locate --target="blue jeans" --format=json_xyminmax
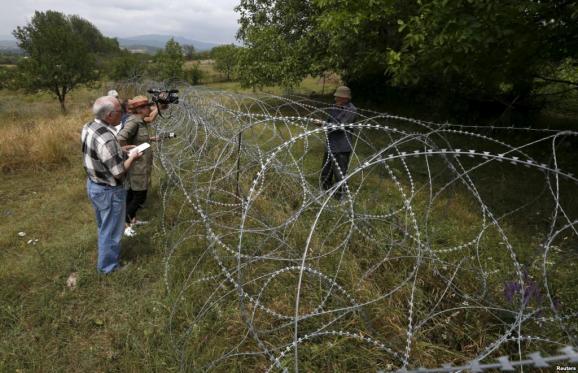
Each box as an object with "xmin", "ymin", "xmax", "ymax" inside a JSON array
[{"xmin": 86, "ymin": 179, "xmax": 127, "ymax": 273}]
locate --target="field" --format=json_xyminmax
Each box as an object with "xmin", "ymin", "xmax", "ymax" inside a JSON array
[
  {"xmin": 1, "ymin": 85, "xmax": 577, "ymax": 372},
  {"xmin": 184, "ymin": 60, "xmax": 341, "ymax": 96}
]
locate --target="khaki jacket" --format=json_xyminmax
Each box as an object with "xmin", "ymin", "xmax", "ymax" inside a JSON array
[{"xmin": 117, "ymin": 115, "xmax": 153, "ymax": 191}]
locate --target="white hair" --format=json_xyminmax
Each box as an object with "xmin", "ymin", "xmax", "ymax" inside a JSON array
[{"xmin": 93, "ymin": 96, "xmax": 117, "ymax": 120}]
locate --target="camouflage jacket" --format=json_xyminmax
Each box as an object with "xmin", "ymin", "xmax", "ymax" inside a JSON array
[{"xmin": 116, "ymin": 115, "xmax": 153, "ymax": 191}]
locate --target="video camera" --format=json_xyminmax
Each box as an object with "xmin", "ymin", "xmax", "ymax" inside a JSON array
[{"xmin": 147, "ymin": 88, "xmax": 179, "ymax": 105}]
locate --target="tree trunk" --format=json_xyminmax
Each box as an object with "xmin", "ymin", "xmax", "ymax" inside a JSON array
[
  {"xmin": 54, "ymin": 86, "xmax": 67, "ymax": 114},
  {"xmin": 59, "ymin": 96, "xmax": 67, "ymax": 113}
]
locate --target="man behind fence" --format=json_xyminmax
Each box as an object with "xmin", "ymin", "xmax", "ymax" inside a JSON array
[{"xmin": 321, "ymin": 85, "xmax": 358, "ymax": 200}]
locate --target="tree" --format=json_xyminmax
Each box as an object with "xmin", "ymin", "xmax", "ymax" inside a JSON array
[
  {"xmin": 0, "ymin": 67, "xmax": 17, "ymax": 89},
  {"xmin": 12, "ymin": 10, "xmax": 118, "ymax": 112},
  {"xmin": 386, "ymin": 0, "xmax": 578, "ymax": 104},
  {"xmin": 183, "ymin": 45, "xmax": 196, "ymax": 61},
  {"xmin": 236, "ymin": 0, "xmax": 328, "ymax": 89},
  {"xmin": 109, "ymin": 50, "xmax": 147, "ymax": 81},
  {"xmin": 235, "ymin": 34, "xmax": 310, "ymax": 90},
  {"xmin": 236, "ymin": 0, "xmax": 578, "ymax": 108},
  {"xmin": 184, "ymin": 63, "xmax": 203, "ymax": 85},
  {"xmin": 151, "ymin": 38, "xmax": 184, "ymax": 82},
  {"xmin": 211, "ymin": 44, "xmax": 240, "ymax": 81}
]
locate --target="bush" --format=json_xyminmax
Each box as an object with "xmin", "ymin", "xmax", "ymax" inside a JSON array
[{"xmin": 184, "ymin": 64, "xmax": 203, "ymax": 85}]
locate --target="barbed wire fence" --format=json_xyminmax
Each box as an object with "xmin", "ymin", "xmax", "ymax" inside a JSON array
[{"xmin": 121, "ymin": 82, "xmax": 578, "ymax": 371}]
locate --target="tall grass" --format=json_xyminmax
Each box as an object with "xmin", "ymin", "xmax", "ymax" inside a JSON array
[{"xmin": 0, "ymin": 89, "xmax": 95, "ymax": 172}]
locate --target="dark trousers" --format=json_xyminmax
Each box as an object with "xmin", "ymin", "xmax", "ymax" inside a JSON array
[
  {"xmin": 321, "ymin": 151, "xmax": 351, "ymax": 199},
  {"xmin": 126, "ymin": 189, "xmax": 148, "ymax": 224}
]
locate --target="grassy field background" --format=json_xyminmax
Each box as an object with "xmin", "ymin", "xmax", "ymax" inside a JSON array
[
  {"xmin": 1, "ymin": 77, "xmax": 577, "ymax": 371},
  {"xmin": 0, "ymin": 87, "xmax": 178, "ymax": 371},
  {"xmin": 0, "ymin": 76, "xmax": 342, "ymax": 371}
]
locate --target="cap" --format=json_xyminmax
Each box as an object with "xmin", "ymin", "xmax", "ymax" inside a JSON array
[
  {"xmin": 334, "ymin": 86, "xmax": 351, "ymax": 99},
  {"xmin": 107, "ymin": 89, "xmax": 119, "ymax": 98}
]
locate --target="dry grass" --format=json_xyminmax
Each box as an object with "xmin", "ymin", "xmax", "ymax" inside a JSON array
[
  {"xmin": 0, "ymin": 113, "xmax": 89, "ymax": 172},
  {"xmin": 0, "ymin": 88, "xmax": 97, "ymax": 173}
]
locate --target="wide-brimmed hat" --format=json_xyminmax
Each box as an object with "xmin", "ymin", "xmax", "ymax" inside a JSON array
[
  {"xmin": 334, "ymin": 86, "xmax": 351, "ymax": 99},
  {"xmin": 107, "ymin": 89, "xmax": 119, "ymax": 98},
  {"xmin": 128, "ymin": 95, "xmax": 151, "ymax": 110}
]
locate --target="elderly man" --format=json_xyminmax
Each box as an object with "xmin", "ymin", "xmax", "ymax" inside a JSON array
[
  {"xmin": 117, "ymin": 95, "xmax": 160, "ymax": 236},
  {"xmin": 321, "ymin": 85, "xmax": 358, "ymax": 200},
  {"xmin": 82, "ymin": 96, "xmax": 141, "ymax": 273}
]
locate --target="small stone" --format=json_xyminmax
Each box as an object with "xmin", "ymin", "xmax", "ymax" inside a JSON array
[
  {"xmin": 66, "ymin": 272, "xmax": 78, "ymax": 289},
  {"xmin": 18, "ymin": 232, "xmax": 26, "ymax": 237}
]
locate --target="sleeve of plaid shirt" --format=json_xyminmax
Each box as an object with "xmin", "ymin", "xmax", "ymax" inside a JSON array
[{"xmin": 97, "ymin": 139, "xmax": 125, "ymax": 178}]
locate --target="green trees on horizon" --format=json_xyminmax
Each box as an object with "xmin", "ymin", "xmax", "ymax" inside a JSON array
[
  {"xmin": 10, "ymin": 11, "xmax": 195, "ymax": 108},
  {"xmin": 8, "ymin": 4, "xmax": 577, "ymax": 113},
  {"xmin": 151, "ymin": 38, "xmax": 185, "ymax": 82}
]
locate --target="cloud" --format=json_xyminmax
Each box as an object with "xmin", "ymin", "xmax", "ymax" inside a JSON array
[{"xmin": 0, "ymin": 0, "xmax": 240, "ymax": 43}]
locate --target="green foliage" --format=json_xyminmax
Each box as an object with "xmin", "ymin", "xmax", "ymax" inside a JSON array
[
  {"xmin": 12, "ymin": 10, "xmax": 119, "ymax": 112},
  {"xmin": 182, "ymin": 44, "xmax": 196, "ymax": 60},
  {"xmin": 210, "ymin": 44, "xmax": 239, "ymax": 81},
  {"xmin": 184, "ymin": 64, "xmax": 203, "ymax": 85},
  {"xmin": 236, "ymin": 0, "xmax": 327, "ymax": 89},
  {"xmin": 109, "ymin": 51, "xmax": 148, "ymax": 81},
  {"xmin": 0, "ymin": 67, "xmax": 16, "ymax": 89},
  {"xmin": 386, "ymin": 0, "xmax": 578, "ymax": 101},
  {"xmin": 68, "ymin": 15, "xmax": 120, "ymax": 54},
  {"xmin": 236, "ymin": 0, "xmax": 578, "ymax": 107},
  {"xmin": 235, "ymin": 30, "xmax": 313, "ymax": 90},
  {"xmin": 150, "ymin": 38, "xmax": 185, "ymax": 82},
  {"xmin": 0, "ymin": 52, "xmax": 23, "ymax": 65}
]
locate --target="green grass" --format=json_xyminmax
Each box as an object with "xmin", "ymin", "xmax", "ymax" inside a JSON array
[
  {"xmin": 183, "ymin": 61, "xmax": 340, "ymax": 96},
  {"xmin": 1, "ymin": 85, "xmax": 577, "ymax": 371},
  {"xmin": 0, "ymin": 166, "xmax": 179, "ymax": 371},
  {"xmin": 156, "ymin": 109, "xmax": 578, "ymax": 370},
  {"xmin": 204, "ymin": 75, "xmax": 340, "ymax": 96}
]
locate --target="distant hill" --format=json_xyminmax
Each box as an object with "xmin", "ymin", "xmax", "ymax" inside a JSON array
[
  {"xmin": 118, "ymin": 34, "xmax": 220, "ymax": 53},
  {"xmin": 0, "ymin": 34, "xmax": 221, "ymax": 54},
  {"xmin": 0, "ymin": 37, "xmax": 20, "ymax": 52}
]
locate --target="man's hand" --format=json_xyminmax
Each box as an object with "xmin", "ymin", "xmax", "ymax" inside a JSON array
[
  {"xmin": 121, "ymin": 145, "xmax": 136, "ymax": 153},
  {"xmin": 128, "ymin": 150, "xmax": 143, "ymax": 160}
]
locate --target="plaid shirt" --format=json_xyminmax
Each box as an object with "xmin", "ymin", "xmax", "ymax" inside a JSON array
[{"xmin": 81, "ymin": 119, "xmax": 126, "ymax": 186}]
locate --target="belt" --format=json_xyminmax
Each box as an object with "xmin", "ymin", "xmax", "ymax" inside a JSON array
[{"xmin": 89, "ymin": 179, "xmax": 117, "ymax": 187}]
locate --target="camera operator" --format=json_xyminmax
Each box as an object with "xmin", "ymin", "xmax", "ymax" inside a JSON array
[{"xmin": 116, "ymin": 95, "xmax": 160, "ymax": 236}]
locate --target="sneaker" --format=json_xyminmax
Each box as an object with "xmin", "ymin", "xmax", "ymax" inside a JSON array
[
  {"xmin": 124, "ymin": 226, "xmax": 137, "ymax": 237},
  {"xmin": 132, "ymin": 219, "xmax": 149, "ymax": 226}
]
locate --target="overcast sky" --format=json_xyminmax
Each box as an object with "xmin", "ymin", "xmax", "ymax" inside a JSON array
[{"xmin": 0, "ymin": 0, "xmax": 240, "ymax": 43}]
